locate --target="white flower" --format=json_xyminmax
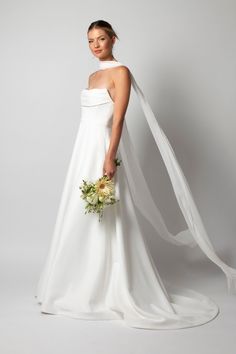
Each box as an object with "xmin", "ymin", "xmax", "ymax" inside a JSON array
[{"xmin": 87, "ymin": 194, "xmax": 98, "ymax": 205}]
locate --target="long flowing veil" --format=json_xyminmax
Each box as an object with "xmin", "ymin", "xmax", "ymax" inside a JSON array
[{"xmin": 99, "ymin": 59, "xmax": 236, "ymax": 295}]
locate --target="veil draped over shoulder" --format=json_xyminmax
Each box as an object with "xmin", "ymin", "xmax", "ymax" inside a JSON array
[{"xmin": 99, "ymin": 59, "xmax": 236, "ymax": 295}]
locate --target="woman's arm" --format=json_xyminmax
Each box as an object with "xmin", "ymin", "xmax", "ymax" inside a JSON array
[{"xmin": 103, "ymin": 66, "xmax": 131, "ymax": 179}]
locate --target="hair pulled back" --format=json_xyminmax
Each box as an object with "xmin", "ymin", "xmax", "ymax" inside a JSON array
[{"xmin": 87, "ymin": 20, "xmax": 119, "ymax": 40}]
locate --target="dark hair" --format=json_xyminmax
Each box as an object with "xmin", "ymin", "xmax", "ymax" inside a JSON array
[{"xmin": 87, "ymin": 20, "xmax": 119, "ymax": 40}]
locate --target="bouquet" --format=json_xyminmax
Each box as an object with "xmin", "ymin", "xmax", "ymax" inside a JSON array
[{"xmin": 79, "ymin": 158, "xmax": 122, "ymax": 222}]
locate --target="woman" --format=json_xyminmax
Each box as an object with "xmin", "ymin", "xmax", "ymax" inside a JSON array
[{"xmin": 35, "ymin": 20, "xmax": 236, "ymax": 330}]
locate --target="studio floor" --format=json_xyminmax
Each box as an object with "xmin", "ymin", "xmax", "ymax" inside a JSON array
[{"xmin": 1, "ymin": 246, "xmax": 235, "ymax": 354}]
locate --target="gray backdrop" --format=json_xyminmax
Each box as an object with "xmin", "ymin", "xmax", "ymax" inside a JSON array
[{"xmin": 1, "ymin": 0, "xmax": 235, "ymax": 353}]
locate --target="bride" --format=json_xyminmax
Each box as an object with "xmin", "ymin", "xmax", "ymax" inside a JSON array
[{"xmin": 35, "ymin": 20, "xmax": 236, "ymax": 330}]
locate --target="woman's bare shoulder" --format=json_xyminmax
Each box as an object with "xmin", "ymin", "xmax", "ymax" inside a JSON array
[
  {"xmin": 114, "ymin": 65, "xmax": 130, "ymax": 73},
  {"xmin": 88, "ymin": 70, "xmax": 99, "ymax": 79},
  {"xmin": 111, "ymin": 66, "xmax": 131, "ymax": 82},
  {"xmin": 89, "ymin": 65, "xmax": 129, "ymax": 76},
  {"xmin": 112, "ymin": 65, "xmax": 131, "ymax": 83}
]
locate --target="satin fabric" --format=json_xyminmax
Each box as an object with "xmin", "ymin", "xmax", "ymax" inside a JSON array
[
  {"xmin": 35, "ymin": 59, "xmax": 234, "ymax": 330},
  {"xmin": 98, "ymin": 59, "xmax": 236, "ymax": 295}
]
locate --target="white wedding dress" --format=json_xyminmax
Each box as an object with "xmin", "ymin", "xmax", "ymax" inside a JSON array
[{"xmin": 35, "ymin": 59, "xmax": 236, "ymax": 330}]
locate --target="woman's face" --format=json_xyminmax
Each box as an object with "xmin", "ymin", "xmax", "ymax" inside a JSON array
[{"xmin": 87, "ymin": 28, "xmax": 115, "ymax": 59}]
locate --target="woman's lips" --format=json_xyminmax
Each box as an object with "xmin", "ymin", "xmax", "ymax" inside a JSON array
[{"xmin": 94, "ymin": 50, "xmax": 102, "ymax": 53}]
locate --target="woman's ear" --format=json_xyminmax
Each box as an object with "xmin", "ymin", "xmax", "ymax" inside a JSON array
[{"xmin": 111, "ymin": 36, "xmax": 116, "ymax": 46}]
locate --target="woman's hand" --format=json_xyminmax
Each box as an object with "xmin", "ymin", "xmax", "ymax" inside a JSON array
[{"xmin": 103, "ymin": 156, "xmax": 117, "ymax": 180}]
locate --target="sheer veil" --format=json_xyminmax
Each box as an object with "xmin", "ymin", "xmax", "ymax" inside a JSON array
[{"xmin": 99, "ymin": 59, "xmax": 236, "ymax": 295}]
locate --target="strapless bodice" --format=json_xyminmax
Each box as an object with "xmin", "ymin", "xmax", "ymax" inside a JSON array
[{"xmin": 80, "ymin": 88, "xmax": 114, "ymax": 128}]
